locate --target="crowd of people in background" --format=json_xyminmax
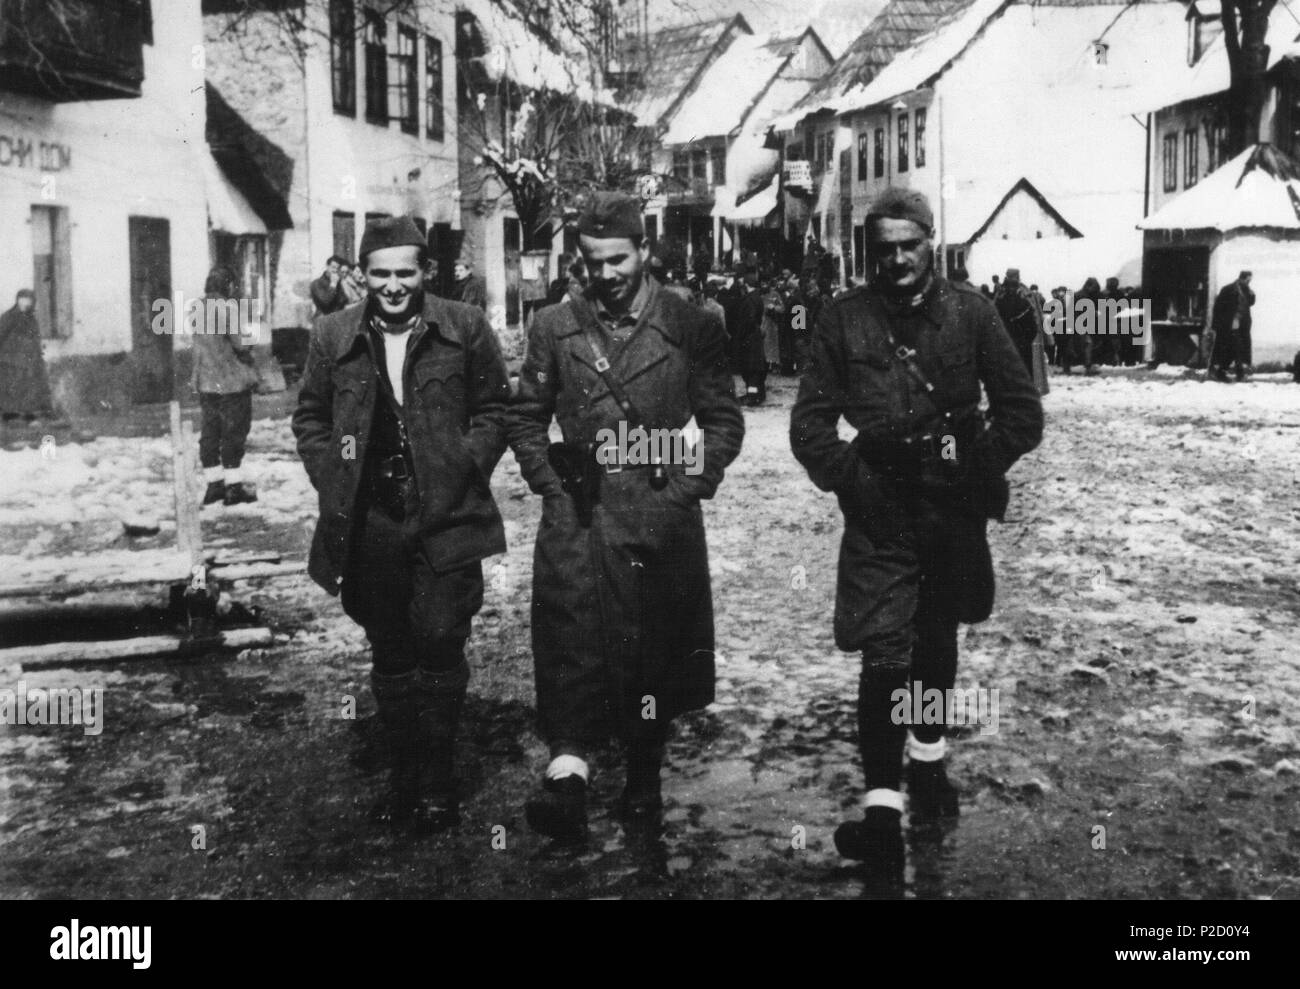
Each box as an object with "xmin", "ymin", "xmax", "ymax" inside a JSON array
[{"xmin": 308, "ymin": 242, "xmax": 1262, "ymax": 401}]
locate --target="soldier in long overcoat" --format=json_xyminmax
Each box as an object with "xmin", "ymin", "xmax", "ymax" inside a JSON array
[{"xmin": 506, "ymin": 193, "xmax": 744, "ymax": 839}]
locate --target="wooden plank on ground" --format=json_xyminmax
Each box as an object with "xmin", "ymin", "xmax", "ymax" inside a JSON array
[
  {"xmin": 4, "ymin": 627, "xmax": 274, "ymax": 669},
  {"xmin": 212, "ymin": 562, "xmax": 306, "ymax": 582}
]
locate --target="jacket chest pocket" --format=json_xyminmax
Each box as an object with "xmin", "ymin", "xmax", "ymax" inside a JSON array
[
  {"xmin": 937, "ymin": 345, "xmax": 979, "ymax": 403},
  {"xmin": 413, "ymin": 358, "xmax": 468, "ymax": 420},
  {"xmin": 844, "ymin": 350, "xmax": 895, "ymax": 412},
  {"xmin": 332, "ymin": 376, "xmax": 369, "ymax": 437}
]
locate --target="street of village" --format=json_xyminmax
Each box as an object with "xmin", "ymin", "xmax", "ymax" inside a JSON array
[{"xmin": 2, "ymin": 369, "xmax": 1299, "ymax": 899}]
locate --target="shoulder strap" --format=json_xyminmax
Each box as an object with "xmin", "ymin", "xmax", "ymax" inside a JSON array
[
  {"xmin": 881, "ymin": 323, "xmax": 937, "ymax": 397},
  {"xmin": 577, "ymin": 319, "xmax": 642, "ymax": 425}
]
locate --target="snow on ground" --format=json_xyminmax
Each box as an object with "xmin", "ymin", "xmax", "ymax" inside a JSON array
[{"xmin": 1, "ymin": 369, "xmax": 1298, "ymax": 898}]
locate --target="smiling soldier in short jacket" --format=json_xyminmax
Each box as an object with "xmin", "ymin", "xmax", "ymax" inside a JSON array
[{"xmin": 293, "ymin": 215, "xmax": 511, "ymax": 837}]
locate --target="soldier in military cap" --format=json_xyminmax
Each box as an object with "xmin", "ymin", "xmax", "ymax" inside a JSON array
[
  {"xmin": 791, "ymin": 187, "xmax": 1043, "ymax": 888},
  {"xmin": 506, "ymin": 192, "xmax": 745, "ymax": 840},
  {"xmin": 293, "ymin": 214, "xmax": 512, "ymax": 836}
]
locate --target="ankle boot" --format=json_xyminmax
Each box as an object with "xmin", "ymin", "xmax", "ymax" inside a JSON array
[
  {"xmin": 525, "ymin": 775, "xmax": 588, "ymax": 841},
  {"xmin": 369, "ymin": 670, "xmax": 419, "ymax": 827},
  {"xmin": 411, "ymin": 662, "xmax": 468, "ymax": 836},
  {"xmin": 835, "ymin": 806, "xmax": 905, "ymax": 894},
  {"xmin": 618, "ymin": 738, "xmax": 664, "ymax": 823},
  {"xmin": 907, "ymin": 758, "xmax": 960, "ymax": 819}
]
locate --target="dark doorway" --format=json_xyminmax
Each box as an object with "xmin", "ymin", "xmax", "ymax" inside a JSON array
[
  {"xmin": 30, "ymin": 205, "xmax": 72, "ymax": 340},
  {"xmin": 128, "ymin": 216, "xmax": 173, "ymax": 404},
  {"xmin": 427, "ymin": 222, "xmax": 459, "ymax": 297},
  {"xmin": 503, "ymin": 216, "xmax": 521, "ymax": 326}
]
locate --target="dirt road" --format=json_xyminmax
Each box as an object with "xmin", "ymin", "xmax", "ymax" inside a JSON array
[{"xmin": 2, "ymin": 370, "xmax": 1298, "ymax": 898}]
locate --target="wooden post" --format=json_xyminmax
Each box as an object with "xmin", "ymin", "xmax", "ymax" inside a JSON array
[{"xmin": 169, "ymin": 401, "xmax": 203, "ymax": 569}]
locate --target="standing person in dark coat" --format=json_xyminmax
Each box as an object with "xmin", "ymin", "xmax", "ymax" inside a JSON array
[
  {"xmin": 791, "ymin": 188, "xmax": 1042, "ymax": 890},
  {"xmin": 1210, "ymin": 271, "xmax": 1255, "ymax": 381},
  {"xmin": 734, "ymin": 269, "xmax": 768, "ymax": 405},
  {"xmin": 789, "ymin": 276, "xmax": 824, "ymax": 373},
  {"xmin": 505, "ymin": 193, "xmax": 744, "ymax": 840},
  {"xmin": 1096, "ymin": 277, "xmax": 1124, "ymax": 367},
  {"xmin": 292, "ymin": 215, "xmax": 511, "ymax": 836},
  {"xmin": 1064, "ymin": 277, "xmax": 1102, "ymax": 375},
  {"xmin": 310, "ymin": 255, "xmax": 350, "ymax": 317},
  {"xmin": 719, "ymin": 276, "xmax": 746, "ymax": 372},
  {"xmin": 192, "ymin": 266, "xmax": 261, "ymax": 506},
  {"xmin": 450, "ymin": 257, "xmax": 488, "ymax": 312},
  {"xmin": 0, "ymin": 289, "xmax": 55, "ymax": 422},
  {"xmin": 993, "ymin": 268, "xmax": 1040, "ymax": 377}
]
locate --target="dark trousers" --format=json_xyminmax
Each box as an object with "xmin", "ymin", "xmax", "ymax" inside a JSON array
[
  {"xmin": 198, "ymin": 390, "xmax": 252, "ymax": 469},
  {"xmin": 341, "ymin": 486, "xmax": 485, "ymax": 676},
  {"xmin": 854, "ymin": 506, "xmax": 973, "ymax": 793},
  {"xmin": 741, "ymin": 368, "xmax": 767, "ymax": 402},
  {"xmin": 1214, "ymin": 324, "xmax": 1252, "ymax": 373}
]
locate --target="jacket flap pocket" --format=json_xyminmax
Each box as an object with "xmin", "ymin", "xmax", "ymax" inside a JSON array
[{"xmin": 414, "ymin": 357, "xmax": 466, "ymax": 389}]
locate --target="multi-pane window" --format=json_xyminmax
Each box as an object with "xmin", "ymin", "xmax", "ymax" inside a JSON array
[
  {"xmin": 1205, "ymin": 118, "xmax": 1229, "ymax": 171},
  {"xmin": 333, "ymin": 211, "xmax": 356, "ymax": 262},
  {"xmin": 915, "ymin": 107, "xmax": 927, "ymax": 168},
  {"xmin": 389, "ymin": 25, "xmax": 418, "ymax": 134},
  {"xmin": 363, "ymin": 9, "xmax": 388, "ymax": 124},
  {"xmin": 873, "ymin": 127, "xmax": 884, "ymax": 177},
  {"xmin": 710, "ymin": 145, "xmax": 726, "ymax": 186},
  {"xmin": 425, "ymin": 36, "xmax": 444, "ymax": 140},
  {"xmin": 1184, "ymin": 129, "xmax": 1199, "ymax": 187},
  {"xmin": 1163, "ymin": 133, "xmax": 1178, "ymax": 192},
  {"xmin": 330, "ymin": 0, "xmax": 356, "ymax": 116},
  {"xmin": 897, "ymin": 113, "xmax": 909, "ymax": 173},
  {"xmin": 672, "ymin": 150, "xmax": 690, "ymax": 182},
  {"xmin": 690, "ymin": 147, "xmax": 708, "ymax": 181},
  {"xmin": 857, "ymin": 132, "xmax": 868, "ymax": 182}
]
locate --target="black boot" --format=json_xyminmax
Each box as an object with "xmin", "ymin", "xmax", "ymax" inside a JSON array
[
  {"xmin": 202, "ymin": 480, "xmax": 226, "ymax": 505},
  {"xmin": 369, "ymin": 670, "xmax": 419, "ymax": 827},
  {"xmin": 617, "ymin": 738, "xmax": 664, "ymax": 825},
  {"xmin": 907, "ymin": 759, "xmax": 960, "ymax": 819},
  {"xmin": 223, "ymin": 481, "xmax": 258, "ymax": 505},
  {"xmin": 525, "ymin": 775, "xmax": 588, "ymax": 842},
  {"xmin": 834, "ymin": 806, "xmax": 905, "ymax": 892},
  {"xmin": 411, "ymin": 663, "xmax": 467, "ymax": 837}
]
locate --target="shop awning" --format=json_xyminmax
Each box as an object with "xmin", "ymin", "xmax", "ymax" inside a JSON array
[
  {"xmin": 202, "ymin": 152, "xmax": 266, "ymax": 236},
  {"xmin": 725, "ymin": 174, "xmax": 780, "ymax": 226}
]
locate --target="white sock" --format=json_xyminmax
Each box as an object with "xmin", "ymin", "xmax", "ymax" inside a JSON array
[
  {"xmin": 907, "ymin": 734, "xmax": 947, "ymax": 763},
  {"xmin": 224, "ymin": 467, "xmax": 243, "ymax": 485},
  {"xmin": 204, "ymin": 466, "xmax": 224, "ymax": 485},
  {"xmin": 865, "ymin": 788, "xmax": 904, "ymax": 813},
  {"xmin": 545, "ymin": 754, "xmax": 589, "ymax": 782},
  {"xmin": 746, "ymin": 386, "xmax": 758, "ymax": 394}
]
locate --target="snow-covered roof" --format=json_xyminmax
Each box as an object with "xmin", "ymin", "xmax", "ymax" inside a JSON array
[
  {"xmin": 1130, "ymin": 5, "xmax": 1300, "ymax": 115},
  {"xmin": 833, "ymin": 0, "xmax": 1008, "ymax": 113},
  {"xmin": 458, "ymin": 0, "xmax": 597, "ymax": 99},
  {"xmin": 623, "ymin": 16, "xmax": 752, "ymax": 129},
  {"xmin": 661, "ymin": 32, "xmax": 815, "ymax": 145},
  {"xmin": 772, "ymin": 0, "xmax": 979, "ymax": 132},
  {"xmin": 1139, "ymin": 143, "xmax": 1300, "ymax": 231}
]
